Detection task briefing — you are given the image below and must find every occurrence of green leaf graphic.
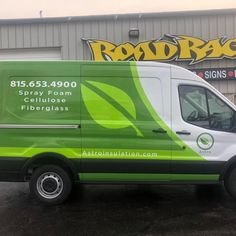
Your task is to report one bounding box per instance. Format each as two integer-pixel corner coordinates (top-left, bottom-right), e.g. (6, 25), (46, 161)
(200, 137), (208, 145)
(81, 83), (143, 137)
(86, 81), (136, 119)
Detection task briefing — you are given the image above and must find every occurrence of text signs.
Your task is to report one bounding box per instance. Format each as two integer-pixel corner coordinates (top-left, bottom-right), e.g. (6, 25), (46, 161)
(191, 68), (236, 80)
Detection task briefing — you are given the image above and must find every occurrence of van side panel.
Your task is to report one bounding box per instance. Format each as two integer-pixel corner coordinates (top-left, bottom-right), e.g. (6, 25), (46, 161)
(0, 62), (82, 180)
(0, 61), (229, 183)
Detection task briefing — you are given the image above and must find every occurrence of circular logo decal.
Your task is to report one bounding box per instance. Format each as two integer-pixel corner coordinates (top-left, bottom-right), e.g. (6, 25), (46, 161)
(197, 133), (214, 150)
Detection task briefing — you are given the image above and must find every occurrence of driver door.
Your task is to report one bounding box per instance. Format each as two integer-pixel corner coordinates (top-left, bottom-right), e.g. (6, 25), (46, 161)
(171, 79), (236, 180)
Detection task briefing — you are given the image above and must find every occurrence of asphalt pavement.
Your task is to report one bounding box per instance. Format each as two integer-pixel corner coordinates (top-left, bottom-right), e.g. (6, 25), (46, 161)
(0, 182), (236, 236)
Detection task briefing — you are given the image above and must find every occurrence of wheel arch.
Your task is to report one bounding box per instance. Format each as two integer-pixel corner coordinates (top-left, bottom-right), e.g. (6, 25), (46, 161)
(220, 155), (236, 181)
(22, 152), (79, 182)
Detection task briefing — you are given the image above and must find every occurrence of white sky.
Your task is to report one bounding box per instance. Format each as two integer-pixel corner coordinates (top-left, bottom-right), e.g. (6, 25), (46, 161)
(1, 0), (236, 19)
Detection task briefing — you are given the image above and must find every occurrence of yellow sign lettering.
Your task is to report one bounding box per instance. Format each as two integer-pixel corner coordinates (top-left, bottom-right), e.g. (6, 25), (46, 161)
(86, 35), (236, 65)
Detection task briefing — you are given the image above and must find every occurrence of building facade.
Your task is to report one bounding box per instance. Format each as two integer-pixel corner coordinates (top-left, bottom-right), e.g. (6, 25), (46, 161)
(0, 9), (236, 103)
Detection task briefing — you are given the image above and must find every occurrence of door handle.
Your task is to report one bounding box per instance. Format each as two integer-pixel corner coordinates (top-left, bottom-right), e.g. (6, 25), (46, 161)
(152, 128), (167, 134)
(176, 131), (191, 135)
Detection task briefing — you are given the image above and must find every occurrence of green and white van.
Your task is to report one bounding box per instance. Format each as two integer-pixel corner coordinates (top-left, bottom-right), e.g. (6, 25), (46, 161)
(0, 61), (236, 204)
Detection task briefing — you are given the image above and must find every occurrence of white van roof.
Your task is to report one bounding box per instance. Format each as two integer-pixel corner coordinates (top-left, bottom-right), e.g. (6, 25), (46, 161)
(135, 61), (204, 83)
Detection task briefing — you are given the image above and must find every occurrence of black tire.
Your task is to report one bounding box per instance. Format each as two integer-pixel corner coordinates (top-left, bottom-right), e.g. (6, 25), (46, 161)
(225, 167), (236, 199)
(29, 165), (72, 205)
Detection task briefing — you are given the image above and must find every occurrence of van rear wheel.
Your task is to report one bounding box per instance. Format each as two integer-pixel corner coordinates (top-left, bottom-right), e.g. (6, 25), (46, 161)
(225, 167), (236, 199)
(29, 165), (72, 205)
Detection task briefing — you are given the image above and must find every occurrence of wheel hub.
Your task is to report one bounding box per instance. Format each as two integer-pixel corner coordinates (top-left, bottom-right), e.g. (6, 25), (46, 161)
(36, 172), (63, 199)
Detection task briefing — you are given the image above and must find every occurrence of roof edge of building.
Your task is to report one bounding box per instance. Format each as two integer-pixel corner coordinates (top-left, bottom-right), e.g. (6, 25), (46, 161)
(0, 8), (236, 25)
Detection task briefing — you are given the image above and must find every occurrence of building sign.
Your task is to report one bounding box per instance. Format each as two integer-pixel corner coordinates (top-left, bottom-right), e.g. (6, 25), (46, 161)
(85, 35), (236, 65)
(191, 67), (236, 80)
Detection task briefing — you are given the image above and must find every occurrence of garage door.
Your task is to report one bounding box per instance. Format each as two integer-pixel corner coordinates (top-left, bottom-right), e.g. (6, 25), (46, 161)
(0, 48), (61, 60)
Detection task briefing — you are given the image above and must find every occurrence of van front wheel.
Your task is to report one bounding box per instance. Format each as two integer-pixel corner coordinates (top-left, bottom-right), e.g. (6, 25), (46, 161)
(29, 165), (72, 205)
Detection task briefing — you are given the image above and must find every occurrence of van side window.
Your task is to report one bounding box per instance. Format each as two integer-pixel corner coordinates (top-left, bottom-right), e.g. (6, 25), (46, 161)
(179, 86), (210, 129)
(207, 90), (235, 131)
(179, 85), (235, 132)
